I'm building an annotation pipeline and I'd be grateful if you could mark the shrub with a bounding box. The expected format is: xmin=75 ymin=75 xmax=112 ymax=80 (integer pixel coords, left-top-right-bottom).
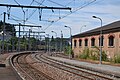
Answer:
xmin=79 ymin=53 xmax=88 ymax=59
xmin=79 ymin=46 xmax=108 ymax=61
xmin=102 ymin=51 xmax=107 ymax=61
xmin=64 ymin=46 xmax=72 ymax=55
xmin=79 ymin=48 xmax=89 ymax=59
xmin=89 ymin=50 xmax=98 ymax=60
xmin=113 ymin=54 xmax=120 ymax=63
xmin=93 ymin=46 xmax=108 ymax=61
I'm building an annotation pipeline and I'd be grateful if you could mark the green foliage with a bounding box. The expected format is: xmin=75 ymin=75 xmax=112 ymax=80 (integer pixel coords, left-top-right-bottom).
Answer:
xmin=89 ymin=50 xmax=98 ymax=60
xmin=102 ymin=51 xmax=107 ymax=61
xmin=79 ymin=48 xmax=89 ymax=59
xmin=0 ymin=21 xmax=16 ymax=36
xmin=113 ymin=54 xmax=120 ymax=63
xmin=79 ymin=46 xmax=108 ymax=61
xmin=9 ymin=37 xmax=18 ymax=45
xmin=64 ymin=46 xmax=72 ymax=55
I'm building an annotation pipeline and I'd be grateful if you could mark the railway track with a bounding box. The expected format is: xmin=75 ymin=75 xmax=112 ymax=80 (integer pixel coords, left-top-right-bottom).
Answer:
xmin=11 ymin=52 xmax=116 ymax=80
xmin=12 ymin=53 xmax=54 ymax=80
xmin=34 ymin=53 xmax=115 ymax=80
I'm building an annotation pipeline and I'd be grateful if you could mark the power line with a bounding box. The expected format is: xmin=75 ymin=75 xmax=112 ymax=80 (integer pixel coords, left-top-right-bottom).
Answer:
xmin=34 ymin=0 xmax=45 ymax=6
xmin=65 ymin=0 xmax=76 ymax=7
xmin=44 ymin=0 xmax=96 ymax=30
xmin=26 ymin=0 xmax=45 ymax=21
xmin=8 ymin=13 xmax=39 ymax=25
xmin=30 ymin=0 xmax=35 ymax=5
xmin=47 ymin=0 xmax=65 ymax=7
xmin=26 ymin=9 xmax=37 ymax=21
xmin=0 ymin=3 xmax=71 ymax=23
xmin=14 ymin=0 xmax=20 ymax=5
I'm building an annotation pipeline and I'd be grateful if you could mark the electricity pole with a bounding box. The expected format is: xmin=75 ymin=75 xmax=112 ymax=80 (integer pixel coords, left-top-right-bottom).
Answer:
xmin=0 ymin=3 xmax=71 ymax=53
xmin=18 ymin=23 xmax=21 ymax=52
xmin=2 ymin=12 xmax=6 ymax=53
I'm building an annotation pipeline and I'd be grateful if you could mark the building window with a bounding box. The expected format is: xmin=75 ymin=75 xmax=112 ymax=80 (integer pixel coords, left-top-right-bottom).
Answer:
xmin=99 ymin=36 xmax=104 ymax=46
xmin=91 ymin=38 xmax=95 ymax=46
xmin=85 ymin=39 xmax=88 ymax=46
xmin=108 ymin=35 xmax=114 ymax=46
xmin=79 ymin=39 xmax=82 ymax=47
xmin=74 ymin=40 xmax=77 ymax=47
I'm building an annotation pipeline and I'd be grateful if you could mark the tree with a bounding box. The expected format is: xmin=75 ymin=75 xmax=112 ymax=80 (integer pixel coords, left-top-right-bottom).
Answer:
xmin=0 ymin=21 xmax=16 ymax=36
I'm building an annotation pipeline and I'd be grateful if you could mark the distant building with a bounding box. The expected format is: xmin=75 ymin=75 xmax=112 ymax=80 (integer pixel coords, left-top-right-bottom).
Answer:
xmin=72 ymin=21 xmax=120 ymax=59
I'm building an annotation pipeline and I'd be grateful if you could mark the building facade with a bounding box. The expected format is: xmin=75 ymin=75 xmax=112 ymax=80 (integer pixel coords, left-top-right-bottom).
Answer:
xmin=72 ymin=21 xmax=120 ymax=59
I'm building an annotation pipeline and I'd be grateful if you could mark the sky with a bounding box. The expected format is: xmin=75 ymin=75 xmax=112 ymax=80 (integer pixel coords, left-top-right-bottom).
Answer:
xmin=0 ymin=0 xmax=120 ymax=38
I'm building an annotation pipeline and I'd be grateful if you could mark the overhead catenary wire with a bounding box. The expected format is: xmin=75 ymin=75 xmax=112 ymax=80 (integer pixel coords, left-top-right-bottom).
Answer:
xmin=65 ymin=0 xmax=76 ymax=7
xmin=14 ymin=0 xmax=25 ymax=35
xmin=26 ymin=9 xmax=37 ymax=21
xmin=13 ymin=0 xmax=44 ymax=34
xmin=25 ymin=0 xmax=71 ymax=25
xmin=6 ymin=13 xmax=23 ymax=24
xmin=1 ymin=0 xmax=96 ymax=34
xmin=44 ymin=0 xmax=96 ymax=30
xmin=9 ymin=17 xmax=23 ymax=23
xmin=34 ymin=0 xmax=46 ymax=6
xmin=8 ymin=13 xmax=39 ymax=26
xmin=25 ymin=0 xmax=35 ymax=21
xmin=8 ymin=0 xmax=70 ymax=23
xmin=13 ymin=0 xmax=44 ymax=25
xmin=30 ymin=0 xmax=35 ymax=5
xmin=26 ymin=0 xmax=45 ymax=21
xmin=47 ymin=0 xmax=65 ymax=7
xmin=14 ymin=0 xmax=20 ymax=5
xmin=49 ymin=10 xmax=54 ymax=19
xmin=0 ymin=0 xmax=71 ymax=25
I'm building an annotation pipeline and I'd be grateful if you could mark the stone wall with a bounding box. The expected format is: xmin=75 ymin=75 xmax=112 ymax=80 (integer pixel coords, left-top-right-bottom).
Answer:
xmin=72 ymin=31 xmax=120 ymax=58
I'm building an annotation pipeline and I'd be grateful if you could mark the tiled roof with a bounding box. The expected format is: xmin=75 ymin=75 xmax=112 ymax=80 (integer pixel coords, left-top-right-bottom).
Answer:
xmin=72 ymin=20 xmax=120 ymax=38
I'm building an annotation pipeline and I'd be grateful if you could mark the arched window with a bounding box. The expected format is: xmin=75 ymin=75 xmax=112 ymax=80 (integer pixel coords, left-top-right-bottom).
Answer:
xmin=108 ymin=35 xmax=114 ymax=46
xmin=85 ymin=39 xmax=88 ymax=46
xmin=99 ymin=36 xmax=104 ymax=46
xmin=79 ymin=39 xmax=82 ymax=47
xmin=74 ymin=40 xmax=77 ymax=47
xmin=91 ymin=38 xmax=95 ymax=46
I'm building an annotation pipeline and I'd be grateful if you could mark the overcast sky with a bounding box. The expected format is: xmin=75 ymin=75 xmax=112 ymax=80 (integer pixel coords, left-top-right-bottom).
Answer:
xmin=0 ymin=0 xmax=120 ymax=38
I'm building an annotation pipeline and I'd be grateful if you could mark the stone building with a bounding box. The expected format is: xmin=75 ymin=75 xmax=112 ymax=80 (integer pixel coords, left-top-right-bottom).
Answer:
xmin=72 ymin=21 xmax=120 ymax=59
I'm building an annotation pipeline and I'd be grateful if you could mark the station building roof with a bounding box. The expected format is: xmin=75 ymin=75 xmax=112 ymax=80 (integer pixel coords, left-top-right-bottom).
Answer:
xmin=72 ymin=20 xmax=120 ymax=38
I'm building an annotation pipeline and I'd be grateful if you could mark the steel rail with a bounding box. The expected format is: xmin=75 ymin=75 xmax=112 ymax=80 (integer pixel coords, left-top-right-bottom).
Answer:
xmin=45 ymin=55 xmax=113 ymax=80
xmin=12 ymin=53 xmax=54 ymax=80
xmin=14 ymin=54 xmax=35 ymax=80
xmin=35 ymin=53 xmax=94 ymax=80
xmin=35 ymin=53 xmax=113 ymax=80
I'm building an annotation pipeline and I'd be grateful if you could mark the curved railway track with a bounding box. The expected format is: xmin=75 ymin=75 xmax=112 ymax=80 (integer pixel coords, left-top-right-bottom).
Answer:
xmin=12 ymin=53 xmax=55 ymax=80
xmin=11 ymin=52 xmax=116 ymax=80
xmin=34 ymin=53 xmax=114 ymax=80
